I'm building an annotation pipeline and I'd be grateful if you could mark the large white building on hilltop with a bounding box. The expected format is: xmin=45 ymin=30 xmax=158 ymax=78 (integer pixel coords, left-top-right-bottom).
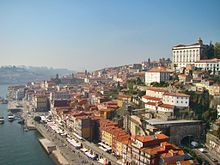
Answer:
xmin=172 ymin=38 xmax=207 ymax=70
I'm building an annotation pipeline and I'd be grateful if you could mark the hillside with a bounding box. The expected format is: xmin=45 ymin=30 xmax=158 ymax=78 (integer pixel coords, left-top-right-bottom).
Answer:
xmin=0 ymin=66 xmax=73 ymax=84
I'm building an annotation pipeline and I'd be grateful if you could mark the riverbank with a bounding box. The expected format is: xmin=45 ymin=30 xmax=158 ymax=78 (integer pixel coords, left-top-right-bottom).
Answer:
xmin=18 ymin=101 xmax=72 ymax=165
xmin=39 ymin=138 xmax=69 ymax=165
xmin=35 ymin=122 xmax=97 ymax=165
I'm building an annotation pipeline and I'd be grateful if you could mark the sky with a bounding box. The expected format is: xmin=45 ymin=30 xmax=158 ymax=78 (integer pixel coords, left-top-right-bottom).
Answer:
xmin=0 ymin=0 xmax=220 ymax=71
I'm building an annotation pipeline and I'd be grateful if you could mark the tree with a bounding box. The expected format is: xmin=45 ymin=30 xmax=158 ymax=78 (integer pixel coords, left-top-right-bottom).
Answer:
xmin=206 ymin=42 xmax=214 ymax=59
xmin=136 ymin=77 xmax=143 ymax=85
xmin=214 ymin=42 xmax=220 ymax=58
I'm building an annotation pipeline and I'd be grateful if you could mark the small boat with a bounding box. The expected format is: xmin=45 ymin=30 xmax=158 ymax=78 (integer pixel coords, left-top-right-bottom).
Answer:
xmin=8 ymin=113 xmax=15 ymax=122
xmin=0 ymin=116 xmax=4 ymax=124
xmin=0 ymin=98 xmax=8 ymax=104
xmin=24 ymin=128 xmax=29 ymax=132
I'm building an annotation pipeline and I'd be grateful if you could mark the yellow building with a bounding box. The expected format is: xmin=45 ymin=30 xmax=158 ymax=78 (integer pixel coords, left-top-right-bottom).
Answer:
xmin=101 ymin=128 xmax=113 ymax=146
xmin=117 ymin=94 xmax=132 ymax=107
xmin=100 ymin=109 xmax=114 ymax=119
xmin=115 ymin=137 xmax=130 ymax=157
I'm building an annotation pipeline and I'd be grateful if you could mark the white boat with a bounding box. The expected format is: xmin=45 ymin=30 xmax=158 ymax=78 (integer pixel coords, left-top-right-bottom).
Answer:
xmin=8 ymin=113 xmax=15 ymax=122
xmin=0 ymin=116 xmax=4 ymax=124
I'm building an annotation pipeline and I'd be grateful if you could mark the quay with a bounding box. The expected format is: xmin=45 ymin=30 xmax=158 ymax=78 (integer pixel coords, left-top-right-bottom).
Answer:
xmin=39 ymin=138 xmax=56 ymax=154
xmin=26 ymin=117 xmax=36 ymax=130
xmin=39 ymin=138 xmax=69 ymax=165
xmin=52 ymin=150 xmax=70 ymax=165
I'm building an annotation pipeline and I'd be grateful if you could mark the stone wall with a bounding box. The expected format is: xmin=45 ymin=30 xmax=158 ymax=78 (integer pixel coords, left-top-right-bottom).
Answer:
xmin=206 ymin=133 xmax=220 ymax=160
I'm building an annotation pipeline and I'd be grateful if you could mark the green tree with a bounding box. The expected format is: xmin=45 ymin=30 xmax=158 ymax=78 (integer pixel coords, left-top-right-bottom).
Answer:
xmin=214 ymin=42 xmax=220 ymax=58
xmin=206 ymin=42 xmax=214 ymax=59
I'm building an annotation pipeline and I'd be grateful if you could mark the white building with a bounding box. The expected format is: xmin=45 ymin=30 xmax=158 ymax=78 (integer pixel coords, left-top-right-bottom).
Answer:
xmin=145 ymin=88 xmax=166 ymax=98
xmin=194 ymin=58 xmax=220 ymax=73
xmin=144 ymin=101 xmax=174 ymax=113
xmin=172 ymin=38 xmax=207 ymax=70
xmin=145 ymin=66 xmax=171 ymax=84
xmin=142 ymin=88 xmax=190 ymax=114
xmin=50 ymin=91 xmax=71 ymax=101
xmin=15 ymin=88 xmax=25 ymax=100
xmin=162 ymin=92 xmax=190 ymax=107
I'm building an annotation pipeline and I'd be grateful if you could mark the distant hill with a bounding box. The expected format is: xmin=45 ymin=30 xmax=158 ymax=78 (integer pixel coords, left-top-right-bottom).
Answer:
xmin=0 ymin=66 xmax=74 ymax=84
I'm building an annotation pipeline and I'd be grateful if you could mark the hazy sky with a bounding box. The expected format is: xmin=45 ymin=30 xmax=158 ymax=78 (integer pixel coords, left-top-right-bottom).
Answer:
xmin=0 ymin=0 xmax=220 ymax=71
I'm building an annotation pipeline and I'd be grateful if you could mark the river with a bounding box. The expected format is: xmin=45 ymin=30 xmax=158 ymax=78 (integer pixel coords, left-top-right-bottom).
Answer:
xmin=0 ymin=84 xmax=55 ymax=165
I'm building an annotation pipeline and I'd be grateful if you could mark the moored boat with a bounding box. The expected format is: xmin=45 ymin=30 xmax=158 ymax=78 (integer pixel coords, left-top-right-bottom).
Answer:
xmin=0 ymin=97 xmax=8 ymax=104
xmin=0 ymin=116 xmax=4 ymax=124
xmin=8 ymin=113 xmax=15 ymax=122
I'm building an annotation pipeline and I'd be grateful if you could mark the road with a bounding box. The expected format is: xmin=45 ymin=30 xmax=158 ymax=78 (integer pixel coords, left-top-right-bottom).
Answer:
xmin=36 ymin=123 xmax=99 ymax=165
xmin=193 ymin=149 xmax=218 ymax=165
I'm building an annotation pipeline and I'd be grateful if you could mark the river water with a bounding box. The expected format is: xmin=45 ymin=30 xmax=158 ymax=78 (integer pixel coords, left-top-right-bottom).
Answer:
xmin=0 ymin=84 xmax=55 ymax=165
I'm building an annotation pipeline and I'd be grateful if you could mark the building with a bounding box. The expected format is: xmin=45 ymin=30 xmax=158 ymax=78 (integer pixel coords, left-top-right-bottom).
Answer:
xmin=34 ymin=95 xmax=49 ymax=112
xmin=172 ymin=38 xmax=207 ymax=69
xmin=15 ymin=88 xmax=25 ymax=100
xmin=194 ymin=58 xmax=220 ymax=74
xmin=117 ymin=94 xmax=132 ymax=107
xmin=50 ymin=91 xmax=71 ymax=102
xmin=162 ymin=92 xmax=190 ymax=107
xmin=145 ymin=66 xmax=171 ymax=85
xmin=73 ymin=116 xmax=93 ymax=140
xmin=217 ymin=105 xmax=220 ymax=118
xmin=142 ymin=88 xmax=190 ymax=116
xmin=125 ymin=134 xmax=174 ymax=165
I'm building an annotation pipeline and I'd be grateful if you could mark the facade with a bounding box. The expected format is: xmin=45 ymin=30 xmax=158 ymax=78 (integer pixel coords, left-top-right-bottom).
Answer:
xmin=194 ymin=58 xmax=220 ymax=73
xmin=15 ymin=88 xmax=25 ymax=100
xmin=34 ymin=95 xmax=49 ymax=112
xmin=73 ymin=116 xmax=94 ymax=140
xmin=117 ymin=94 xmax=132 ymax=107
xmin=122 ymin=134 xmax=190 ymax=165
xmin=142 ymin=88 xmax=190 ymax=114
xmin=145 ymin=66 xmax=171 ymax=84
xmin=50 ymin=91 xmax=71 ymax=101
xmin=172 ymin=38 xmax=207 ymax=69
xmin=162 ymin=93 xmax=190 ymax=107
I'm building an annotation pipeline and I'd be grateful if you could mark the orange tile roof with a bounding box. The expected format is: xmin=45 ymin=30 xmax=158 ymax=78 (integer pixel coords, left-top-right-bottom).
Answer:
xmin=147 ymin=66 xmax=172 ymax=73
xmin=142 ymin=95 xmax=162 ymax=101
xmin=159 ymin=103 xmax=174 ymax=109
xmin=156 ymin=134 xmax=169 ymax=140
xmin=135 ymin=135 xmax=152 ymax=142
xmin=145 ymin=101 xmax=157 ymax=106
xmin=163 ymin=92 xmax=189 ymax=97
xmin=147 ymin=88 xmax=166 ymax=93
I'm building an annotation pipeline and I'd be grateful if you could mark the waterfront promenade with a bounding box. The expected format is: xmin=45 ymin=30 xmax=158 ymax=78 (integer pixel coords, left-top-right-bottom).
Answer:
xmin=20 ymin=100 xmax=119 ymax=165
xmin=36 ymin=123 xmax=99 ymax=165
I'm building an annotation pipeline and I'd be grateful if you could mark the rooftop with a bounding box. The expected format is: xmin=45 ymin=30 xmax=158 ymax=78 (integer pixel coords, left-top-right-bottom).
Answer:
xmin=147 ymin=66 xmax=172 ymax=73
